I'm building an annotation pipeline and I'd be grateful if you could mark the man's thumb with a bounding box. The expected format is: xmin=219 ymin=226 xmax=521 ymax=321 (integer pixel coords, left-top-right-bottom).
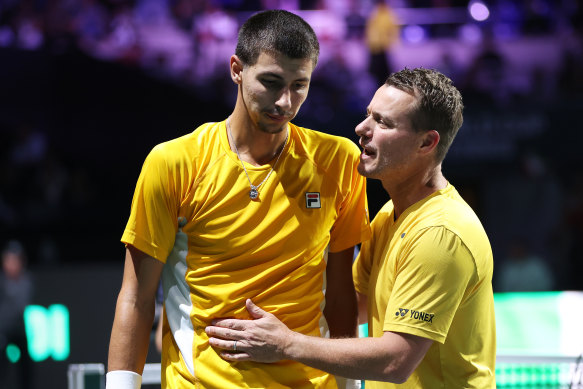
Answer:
xmin=246 ymin=299 xmax=266 ymax=319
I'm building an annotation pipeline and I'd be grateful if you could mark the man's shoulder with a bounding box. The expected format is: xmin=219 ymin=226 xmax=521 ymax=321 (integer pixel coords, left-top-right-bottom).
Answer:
xmin=151 ymin=122 xmax=221 ymax=161
xmin=156 ymin=122 xmax=219 ymax=148
xmin=414 ymin=185 xmax=479 ymax=225
xmin=294 ymin=124 xmax=357 ymax=148
xmin=291 ymin=123 xmax=360 ymax=163
xmin=395 ymin=186 xmax=488 ymax=249
xmin=434 ymin=186 xmax=484 ymax=233
xmin=410 ymin=186 xmax=492 ymax=262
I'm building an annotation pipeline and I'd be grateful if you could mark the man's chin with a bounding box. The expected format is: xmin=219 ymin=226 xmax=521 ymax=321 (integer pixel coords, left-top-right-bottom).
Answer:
xmin=357 ymin=164 xmax=371 ymax=177
xmin=358 ymin=163 xmax=383 ymax=179
xmin=258 ymin=122 xmax=288 ymax=134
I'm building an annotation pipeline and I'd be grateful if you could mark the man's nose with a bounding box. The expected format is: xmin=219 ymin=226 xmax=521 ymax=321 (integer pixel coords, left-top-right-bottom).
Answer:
xmin=355 ymin=117 xmax=371 ymax=137
xmin=275 ymin=88 xmax=292 ymax=111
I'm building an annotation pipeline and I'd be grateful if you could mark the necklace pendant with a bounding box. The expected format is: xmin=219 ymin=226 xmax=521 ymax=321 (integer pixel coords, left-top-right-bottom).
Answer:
xmin=249 ymin=186 xmax=259 ymax=200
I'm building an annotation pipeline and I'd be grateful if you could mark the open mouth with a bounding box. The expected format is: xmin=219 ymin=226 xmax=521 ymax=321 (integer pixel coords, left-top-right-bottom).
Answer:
xmin=362 ymin=147 xmax=376 ymax=157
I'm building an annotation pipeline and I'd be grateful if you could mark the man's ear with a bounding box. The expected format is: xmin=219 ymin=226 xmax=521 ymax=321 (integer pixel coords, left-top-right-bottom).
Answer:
xmin=230 ymin=55 xmax=243 ymax=84
xmin=419 ymin=130 xmax=440 ymax=155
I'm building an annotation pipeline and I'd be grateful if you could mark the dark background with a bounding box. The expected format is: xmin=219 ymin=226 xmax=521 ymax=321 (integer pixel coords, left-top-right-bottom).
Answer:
xmin=1 ymin=0 xmax=582 ymax=387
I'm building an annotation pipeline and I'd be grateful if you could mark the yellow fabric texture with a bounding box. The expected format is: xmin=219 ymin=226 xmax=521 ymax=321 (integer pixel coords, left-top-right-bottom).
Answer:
xmin=122 ymin=120 xmax=371 ymax=388
xmin=353 ymin=184 xmax=496 ymax=389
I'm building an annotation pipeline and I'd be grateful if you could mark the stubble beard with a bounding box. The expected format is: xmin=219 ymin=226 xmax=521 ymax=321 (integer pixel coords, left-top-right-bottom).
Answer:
xmin=257 ymin=120 xmax=288 ymax=134
xmin=357 ymin=160 xmax=377 ymax=179
xmin=358 ymin=155 xmax=393 ymax=180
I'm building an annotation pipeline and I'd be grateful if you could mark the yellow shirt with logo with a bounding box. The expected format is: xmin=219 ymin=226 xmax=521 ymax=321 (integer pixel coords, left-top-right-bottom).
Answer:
xmin=353 ymin=184 xmax=496 ymax=389
xmin=122 ymin=120 xmax=371 ymax=388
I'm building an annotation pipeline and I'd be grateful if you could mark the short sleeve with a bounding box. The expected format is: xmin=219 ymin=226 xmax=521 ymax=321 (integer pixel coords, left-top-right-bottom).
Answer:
xmin=328 ymin=143 xmax=371 ymax=253
xmin=383 ymin=227 xmax=477 ymax=343
xmin=121 ymin=145 xmax=180 ymax=262
xmin=352 ymin=238 xmax=373 ymax=295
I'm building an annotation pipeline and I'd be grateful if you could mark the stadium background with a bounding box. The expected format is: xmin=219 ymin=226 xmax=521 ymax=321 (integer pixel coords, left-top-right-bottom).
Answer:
xmin=0 ymin=0 xmax=582 ymax=387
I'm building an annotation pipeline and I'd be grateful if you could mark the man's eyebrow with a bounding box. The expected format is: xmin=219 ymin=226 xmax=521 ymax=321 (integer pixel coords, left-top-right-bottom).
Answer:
xmin=369 ymin=110 xmax=395 ymax=127
xmin=258 ymin=72 xmax=310 ymax=82
xmin=258 ymin=72 xmax=284 ymax=79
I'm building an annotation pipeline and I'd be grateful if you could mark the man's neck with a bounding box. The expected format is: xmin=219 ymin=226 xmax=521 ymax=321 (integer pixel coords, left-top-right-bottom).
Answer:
xmin=382 ymin=165 xmax=447 ymax=220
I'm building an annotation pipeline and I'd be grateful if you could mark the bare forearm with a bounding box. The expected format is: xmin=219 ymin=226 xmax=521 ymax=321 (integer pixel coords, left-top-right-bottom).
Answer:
xmin=206 ymin=300 xmax=432 ymax=383
xmin=324 ymin=292 xmax=357 ymax=338
xmin=285 ymin=333 xmax=405 ymax=382
xmin=324 ymin=301 xmax=358 ymax=338
xmin=108 ymin=293 xmax=155 ymax=373
xmin=325 ymin=248 xmax=358 ymax=338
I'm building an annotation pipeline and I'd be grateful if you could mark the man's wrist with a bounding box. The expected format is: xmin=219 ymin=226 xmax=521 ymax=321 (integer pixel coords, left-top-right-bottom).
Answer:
xmin=106 ymin=370 xmax=142 ymax=389
xmin=282 ymin=330 xmax=303 ymax=360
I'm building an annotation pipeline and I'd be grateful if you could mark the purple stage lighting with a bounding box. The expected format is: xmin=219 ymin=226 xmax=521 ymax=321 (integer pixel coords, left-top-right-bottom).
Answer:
xmin=469 ymin=1 xmax=490 ymax=22
xmin=403 ymin=25 xmax=426 ymax=43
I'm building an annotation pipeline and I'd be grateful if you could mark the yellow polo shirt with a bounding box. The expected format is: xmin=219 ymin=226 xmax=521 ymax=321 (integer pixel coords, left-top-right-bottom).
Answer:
xmin=122 ymin=120 xmax=371 ymax=388
xmin=353 ymin=184 xmax=496 ymax=388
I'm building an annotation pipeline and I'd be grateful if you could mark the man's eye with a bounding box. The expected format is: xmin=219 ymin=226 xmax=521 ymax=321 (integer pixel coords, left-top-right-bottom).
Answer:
xmin=263 ymin=79 xmax=278 ymax=87
xmin=378 ymin=119 xmax=392 ymax=129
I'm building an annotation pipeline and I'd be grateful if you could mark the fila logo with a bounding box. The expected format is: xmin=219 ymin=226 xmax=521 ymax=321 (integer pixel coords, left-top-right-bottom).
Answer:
xmin=395 ymin=308 xmax=409 ymax=317
xmin=305 ymin=192 xmax=321 ymax=208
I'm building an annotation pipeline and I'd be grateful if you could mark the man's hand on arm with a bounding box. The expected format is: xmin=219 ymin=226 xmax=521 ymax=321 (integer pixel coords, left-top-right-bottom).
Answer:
xmin=107 ymin=246 xmax=164 ymax=384
xmin=206 ymin=299 xmax=433 ymax=383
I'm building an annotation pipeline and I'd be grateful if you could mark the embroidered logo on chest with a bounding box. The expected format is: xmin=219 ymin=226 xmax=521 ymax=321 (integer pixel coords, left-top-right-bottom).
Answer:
xmin=305 ymin=192 xmax=321 ymax=208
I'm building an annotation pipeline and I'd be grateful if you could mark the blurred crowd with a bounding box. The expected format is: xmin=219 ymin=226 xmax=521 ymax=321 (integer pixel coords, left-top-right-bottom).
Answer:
xmin=1 ymin=0 xmax=582 ymax=101
xmin=1 ymin=0 xmax=583 ymax=291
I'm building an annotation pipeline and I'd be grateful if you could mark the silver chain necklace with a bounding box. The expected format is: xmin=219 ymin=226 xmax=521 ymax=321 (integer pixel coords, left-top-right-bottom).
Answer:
xmin=226 ymin=118 xmax=288 ymax=200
